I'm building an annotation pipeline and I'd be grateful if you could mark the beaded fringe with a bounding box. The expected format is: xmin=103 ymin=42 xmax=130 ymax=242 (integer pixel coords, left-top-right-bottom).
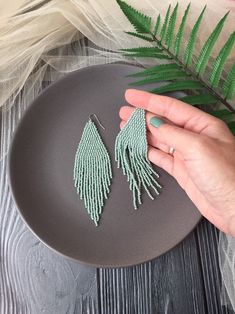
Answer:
xmin=74 ymin=120 xmax=112 ymax=226
xmin=115 ymin=108 xmax=161 ymax=209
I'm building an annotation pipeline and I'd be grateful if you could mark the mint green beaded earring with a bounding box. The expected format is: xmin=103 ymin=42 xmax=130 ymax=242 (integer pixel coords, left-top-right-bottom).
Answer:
xmin=73 ymin=114 xmax=112 ymax=226
xmin=115 ymin=108 xmax=161 ymax=209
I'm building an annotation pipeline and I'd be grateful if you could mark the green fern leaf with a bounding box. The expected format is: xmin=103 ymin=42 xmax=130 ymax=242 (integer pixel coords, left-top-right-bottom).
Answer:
xmin=123 ymin=52 xmax=171 ymax=59
xmin=179 ymin=94 xmax=217 ymax=105
xmin=160 ymin=5 xmax=171 ymax=42
xmin=118 ymin=1 xmax=235 ymax=110
xmin=230 ymin=129 xmax=235 ymax=135
xmin=212 ymin=109 xmax=235 ymax=119
xmin=196 ymin=12 xmax=229 ymax=76
xmin=151 ymin=81 xmax=203 ymax=94
xmin=223 ymin=62 xmax=235 ymax=99
xmin=127 ymin=63 xmax=181 ymax=77
xmin=184 ymin=6 xmax=206 ymax=66
xmin=126 ymin=32 xmax=154 ymax=42
xmin=121 ymin=47 xmax=163 ymax=53
xmin=117 ymin=0 xmax=151 ymax=33
xmin=228 ymin=121 xmax=235 ymax=134
xmin=129 ymin=70 xmax=188 ymax=86
xmin=153 ymin=14 xmax=161 ymax=36
xmin=166 ymin=3 xmax=179 ymax=49
xmin=209 ymin=32 xmax=235 ymax=87
xmin=174 ymin=3 xmax=190 ymax=57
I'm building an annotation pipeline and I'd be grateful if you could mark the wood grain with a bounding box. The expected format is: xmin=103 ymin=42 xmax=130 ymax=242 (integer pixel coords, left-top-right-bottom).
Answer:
xmin=151 ymin=228 xmax=206 ymax=314
xmin=99 ymin=223 xmax=234 ymax=314
xmin=196 ymin=220 xmax=234 ymax=314
xmin=1 ymin=42 xmax=233 ymax=313
xmin=99 ymin=263 xmax=152 ymax=314
xmin=98 ymin=230 xmax=207 ymax=314
xmin=0 ymin=79 xmax=98 ymax=314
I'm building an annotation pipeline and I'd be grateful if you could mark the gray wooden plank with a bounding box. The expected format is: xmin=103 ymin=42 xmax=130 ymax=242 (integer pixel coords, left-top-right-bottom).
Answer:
xmin=0 ymin=37 xmax=124 ymax=314
xmin=196 ymin=219 xmax=234 ymax=314
xmin=0 ymin=74 xmax=98 ymax=314
xmin=98 ymin=229 xmax=207 ymax=314
xmin=151 ymin=229 xmax=206 ymax=314
xmin=99 ymin=263 xmax=152 ymax=314
xmin=1 ymin=38 xmax=232 ymax=314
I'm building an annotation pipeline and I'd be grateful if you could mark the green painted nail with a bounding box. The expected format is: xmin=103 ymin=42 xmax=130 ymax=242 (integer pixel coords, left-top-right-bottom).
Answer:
xmin=150 ymin=117 xmax=165 ymax=128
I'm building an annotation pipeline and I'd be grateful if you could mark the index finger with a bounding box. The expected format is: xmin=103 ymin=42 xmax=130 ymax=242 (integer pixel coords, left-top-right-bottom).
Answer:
xmin=125 ymin=89 xmax=219 ymax=133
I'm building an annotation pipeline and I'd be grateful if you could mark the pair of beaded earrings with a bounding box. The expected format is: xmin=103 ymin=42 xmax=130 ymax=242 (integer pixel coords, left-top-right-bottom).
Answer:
xmin=73 ymin=109 xmax=161 ymax=226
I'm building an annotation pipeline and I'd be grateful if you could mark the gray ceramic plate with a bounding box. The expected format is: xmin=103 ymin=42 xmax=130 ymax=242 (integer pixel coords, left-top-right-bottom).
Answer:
xmin=8 ymin=64 xmax=201 ymax=267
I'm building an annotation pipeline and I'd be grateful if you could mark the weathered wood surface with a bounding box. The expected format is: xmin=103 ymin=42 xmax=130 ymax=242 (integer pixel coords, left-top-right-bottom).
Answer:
xmin=0 ymin=88 xmax=98 ymax=314
xmin=0 ymin=43 xmax=234 ymax=313
xmin=196 ymin=220 xmax=234 ymax=314
xmin=98 ymin=221 xmax=234 ymax=314
xmin=99 ymin=263 xmax=152 ymax=314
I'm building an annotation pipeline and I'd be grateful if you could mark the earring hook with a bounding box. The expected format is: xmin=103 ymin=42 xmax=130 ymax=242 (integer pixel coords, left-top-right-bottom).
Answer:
xmin=89 ymin=114 xmax=106 ymax=130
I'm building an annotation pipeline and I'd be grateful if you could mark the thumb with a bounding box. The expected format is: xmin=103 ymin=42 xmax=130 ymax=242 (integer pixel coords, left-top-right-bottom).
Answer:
xmin=149 ymin=117 xmax=201 ymax=156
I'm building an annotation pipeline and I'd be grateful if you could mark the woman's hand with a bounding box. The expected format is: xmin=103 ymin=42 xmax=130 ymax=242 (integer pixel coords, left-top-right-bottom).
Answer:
xmin=120 ymin=89 xmax=235 ymax=235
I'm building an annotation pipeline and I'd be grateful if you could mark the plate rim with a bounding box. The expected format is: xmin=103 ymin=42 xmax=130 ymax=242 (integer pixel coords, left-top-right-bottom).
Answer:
xmin=7 ymin=63 xmax=202 ymax=268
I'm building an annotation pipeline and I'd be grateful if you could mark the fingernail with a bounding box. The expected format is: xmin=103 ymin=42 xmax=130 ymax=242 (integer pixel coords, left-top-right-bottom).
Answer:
xmin=150 ymin=117 xmax=165 ymax=128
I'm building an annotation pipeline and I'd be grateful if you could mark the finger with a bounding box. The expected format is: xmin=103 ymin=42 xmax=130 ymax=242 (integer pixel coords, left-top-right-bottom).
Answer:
xmin=149 ymin=123 xmax=201 ymax=157
xmin=120 ymin=106 xmax=170 ymax=126
xmin=148 ymin=146 xmax=174 ymax=175
xmin=125 ymin=89 xmax=215 ymax=127
xmin=120 ymin=106 xmax=214 ymax=157
xmin=125 ymin=89 xmax=232 ymax=140
xmin=119 ymin=106 xmax=135 ymax=121
xmin=120 ymin=120 xmax=125 ymax=129
xmin=148 ymin=131 xmax=184 ymax=160
xmin=120 ymin=105 xmax=171 ymax=133
xmin=147 ymin=132 xmax=171 ymax=153
xmin=120 ymin=118 xmax=170 ymax=153
xmin=120 ymin=116 xmax=209 ymax=159
xmin=120 ymin=105 xmax=168 ymax=123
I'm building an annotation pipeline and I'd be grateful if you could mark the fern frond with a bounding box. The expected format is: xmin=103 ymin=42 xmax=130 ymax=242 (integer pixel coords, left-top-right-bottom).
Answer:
xmin=121 ymin=47 xmax=163 ymax=55
xmin=151 ymin=81 xmax=203 ymax=94
xmin=212 ymin=109 xmax=235 ymax=119
xmin=209 ymin=32 xmax=235 ymax=87
xmin=153 ymin=14 xmax=161 ymax=36
xmin=123 ymin=52 xmax=171 ymax=59
xmin=117 ymin=0 xmax=151 ymax=33
xmin=121 ymin=47 xmax=163 ymax=53
xmin=212 ymin=111 xmax=235 ymax=133
xmin=125 ymin=32 xmax=154 ymax=42
xmin=223 ymin=62 xmax=235 ymax=99
xmin=166 ymin=3 xmax=178 ymax=49
xmin=129 ymin=70 xmax=188 ymax=86
xmin=160 ymin=5 xmax=171 ymax=43
xmin=184 ymin=6 xmax=206 ymax=66
xmin=118 ymin=1 xmax=235 ymax=111
xmin=179 ymin=94 xmax=217 ymax=105
xmin=174 ymin=3 xmax=190 ymax=57
xmin=196 ymin=12 xmax=229 ymax=76
xmin=228 ymin=121 xmax=235 ymax=134
xmin=127 ymin=64 xmax=181 ymax=77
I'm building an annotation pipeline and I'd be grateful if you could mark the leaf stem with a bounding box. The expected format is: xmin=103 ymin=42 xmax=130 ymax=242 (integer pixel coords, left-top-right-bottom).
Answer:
xmin=150 ymin=32 xmax=235 ymax=112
